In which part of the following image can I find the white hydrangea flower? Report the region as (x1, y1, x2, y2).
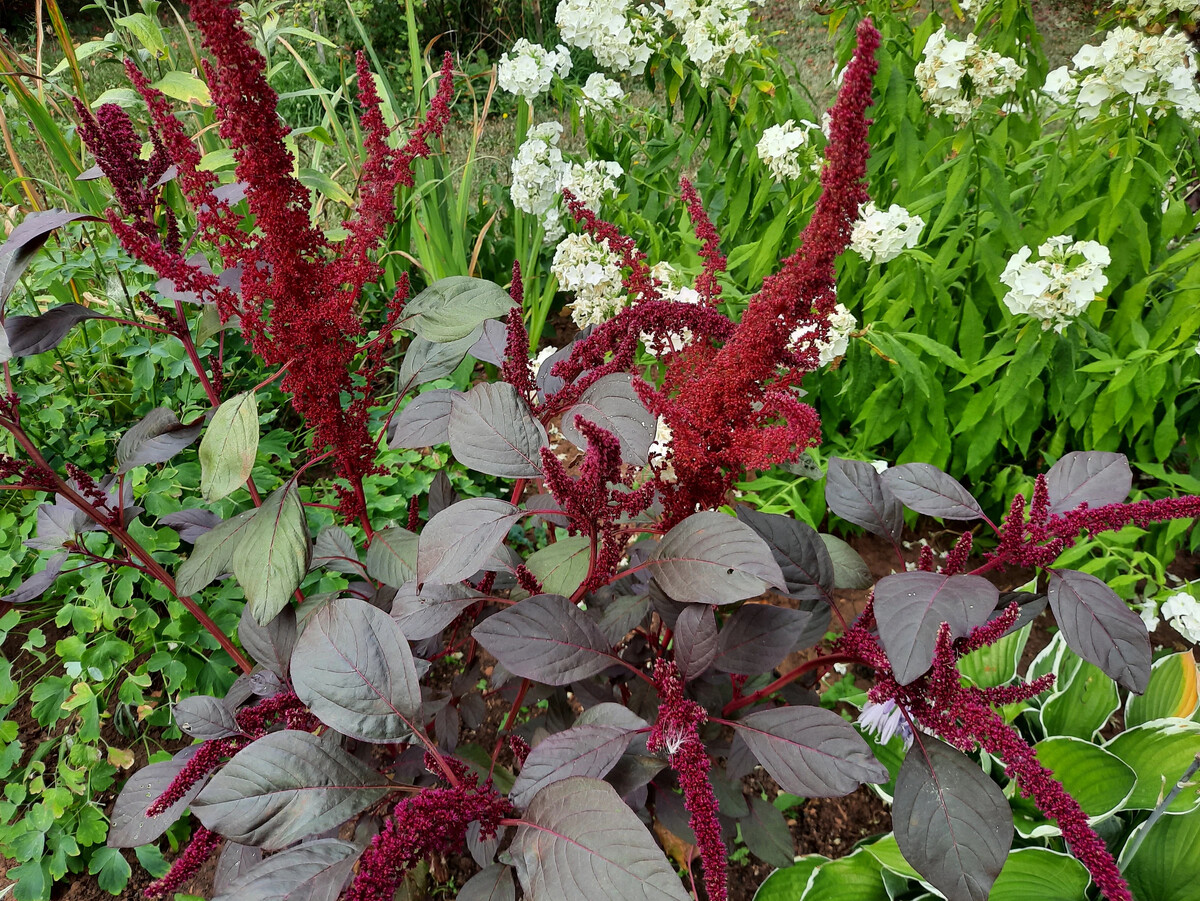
(1139, 598, 1161, 632)
(510, 123, 572, 241)
(581, 72, 625, 112)
(497, 39, 572, 103)
(850, 202, 925, 263)
(999, 235, 1111, 332)
(789, 302, 857, 366)
(915, 27, 1024, 122)
(755, 119, 821, 182)
(1042, 28, 1200, 123)
(561, 159, 624, 213)
(639, 262, 702, 355)
(1160, 591, 1200, 644)
(556, 0, 663, 75)
(531, 345, 558, 378)
(648, 417, 677, 482)
(552, 233, 628, 327)
(663, 0, 760, 85)
(1116, 0, 1200, 28)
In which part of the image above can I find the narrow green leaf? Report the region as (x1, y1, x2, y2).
(233, 484, 311, 624)
(199, 392, 259, 502)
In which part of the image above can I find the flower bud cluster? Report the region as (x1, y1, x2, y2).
(999, 235, 1110, 332)
(1042, 27, 1200, 123)
(849, 201, 925, 263)
(497, 39, 573, 103)
(755, 119, 822, 183)
(914, 27, 1024, 122)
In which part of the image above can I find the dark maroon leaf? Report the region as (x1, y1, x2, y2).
(398, 328, 482, 391)
(714, 603, 828, 676)
(472, 594, 615, 686)
(1045, 451, 1132, 515)
(709, 770, 748, 817)
(107, 746, 204, 847)
(290, 598, 423, 741)
(576, 703, 650, 731)
(116, 407, 203, 473)
(173, 695, 239, 740)
(510, 724, 635, 808)
(160, 508, 222, 543)
(560, 373, 655, 465)
(649, 511, 785, 605)
(25, 495, 100, 549)
(427, 471, 457, 517)
(209, 838, 360, 901)
(729, 707, 887, 796)
(894, 736, 1012, 901)
(653, 788, 696, 844)
(1, 209, 99, 309)
(76, 165, 104, 180)
(458, 864, 516, 901)
(238, 605, 297, 679)
(212, 843, 263, 897)
(1046, 569, 1150, 693)
(192, 731, 392, 850)
(416, 498, 521, 585)
(310, 525, 361, 575)
(598, 593, 651, 644)
(534, 341, 577, 400)
(991, 590, 1046, 635)
(674, 604, 719, 681)
(739, 794, 794, 868)
(448, 382, 548, 477)
(154, 252, 215, 305)
(825, 458, 903, 543)
(467, 820, 502, 867)
(734, 505, 833, 600)
(388, 389, 458, 449)
(512, 777, 691, 901)
(880, 464, 985, 520)
(5, 303, 103, 357)
(874, 573, 999, 685)
(391, 581, 482, 640)
(1, 552, 67, 604)
(363, 526, 418, 588)
(468, 318, 510, 365)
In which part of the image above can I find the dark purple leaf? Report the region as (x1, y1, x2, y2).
(894, 736, 1012, 901)
(1, 209, 99, 310)
(1, 552, 67, 604)
(1045, 451, 1132, 515)
(825, 458, 903, 543)
(560, 374, 655, 465)
(160, 508, 222, 544)
(427, 471, 457, 518)
(107, 746, 204, 847)
(649, 512, 785, 605)
(290, 598, 423, 742)
(1047, 569, 1150, 693)
(652, 788, 696, 844)
(154, 252, 215, 305)
(210, 838, 360, 901)
(709, 770, 748, 817)
(363, 526, 418, 588)
(402, 276, 516, 343)
(24, 498, 94, 550)
(991, 590, 1046, 635)
(526, 492, 570, 529)
(388, 389, 458, 449)
(714, 603, 828, 675)
(416, 498, 520, 585)
(310, 525, 361, 575)
(674, 604, 719, 681)
(173, 695, 239, 740)
(730, 707, 887, 796)
(212, 843, 263, 897)
(598, 593, 651, 644)
(739, 795, 794, 868)
(510, 724, 635, 808)
(535, 341, 577, 401)
(817, 533, 873, 589)
(391, 581, 482, 640)
(435, 703, 460, 752)
(874, 573, 999, 685)
(448, 382, 548, 477)
(76, 165, 104, 180)
(575, 703, 650, 731)
(469, 318, 510, 365)
(880, 464, 985, 520)
(467, 820, 502, 867)
(5, 303, 103, 357)
(735, 506, 833, 600)
(192, 731, 392, 850)
(116, 407, 203, 473)
(238, 605, 297, 679)
(398, 327, 482, 391)
(458, 864, 516, 901)
(214, 182, 247, 205)
(512, 777, 692, 901)
(472, 594, 615, 686)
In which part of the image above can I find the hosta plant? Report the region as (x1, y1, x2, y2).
(1, 4, 1199, 900)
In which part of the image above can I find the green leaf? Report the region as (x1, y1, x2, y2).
(752, 855, 827, 901)
(299, 168, 354, 206)
(233, 484, 311, 625)
(989, 848, 1089, 901)
(1104, 719, 1200, 813)
(1033, 737, 1135, 818)
(802, 851, 889, 901)
(199, 392, 259, 502)
(363, 526, 418, 588)
(1127, 651, 1199, 727)
(1121, 803, 1200, 901)
(959, 622, 1031, 689)
(403, 277, 516, 343)
(88, 847, 132, 894)
(524, 537, 591, 597)
(1039, 654, 1120, 741)
(150, 71, 211, 106)
(9, 859, 50, 901)
(174, 509, 255, 597)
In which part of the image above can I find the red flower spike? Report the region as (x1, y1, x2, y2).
(144, 825, 221, 900)
(680, 178, 726, 306)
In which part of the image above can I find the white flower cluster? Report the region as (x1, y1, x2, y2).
(580, 72, 625, 112)
(663, 0, 760, 85)
(648, 418, 677, 482)
(1042, 28, 1200, 123)
(511, 123, 570, 240)
(640, 261, 702, 355)
(1116, 0, 1200, 27)
(850, 202, 925, 263)
(562, 159, 624, 213)
(497, 39, 572, 103)
(556, 0, 663, 75)
(552, 233, 628, 327)
(999, 235, 1111, 332)
(1154, 591, 1200, 644)
(789, 302, 857, 366)
(914, 27, 1024, 122)
(755, 119, 821, 183)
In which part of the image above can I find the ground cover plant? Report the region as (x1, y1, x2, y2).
(1, 0, 1200, 899)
